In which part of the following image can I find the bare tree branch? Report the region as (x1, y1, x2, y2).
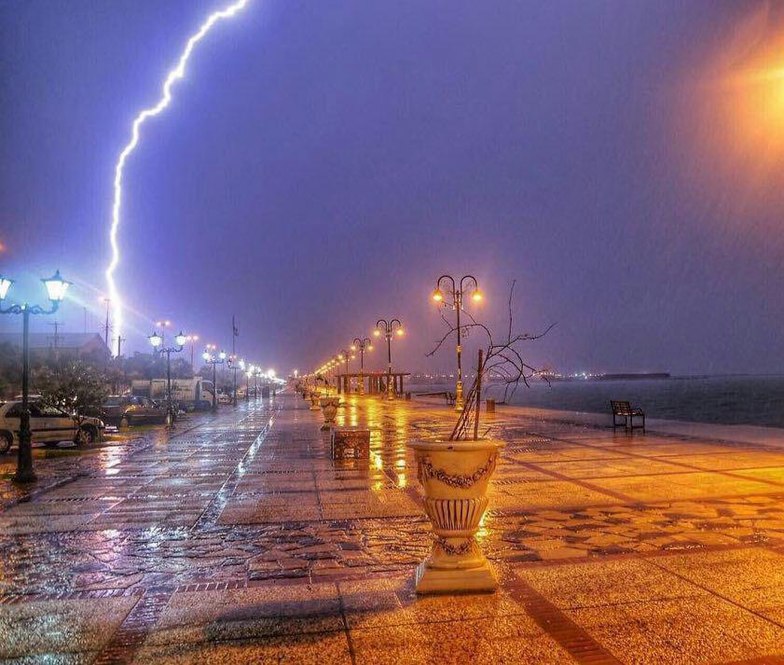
(425, 281, 555, 441)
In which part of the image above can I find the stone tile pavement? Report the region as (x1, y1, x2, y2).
(2, 393, 784, 663)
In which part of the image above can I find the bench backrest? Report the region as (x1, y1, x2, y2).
(610, 400, 633, 415)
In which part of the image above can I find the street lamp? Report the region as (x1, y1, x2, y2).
(0, 270, 71, 483)
(352, 337, 373, 395)
(149, 328, 187, 426)
(432, 274, 483, 411)
(154, 319, 172, 350)
(202, 346, 226, 411)
(186, 334, 199, 369)
(374, 318, 404, 400)
(227, 356, 244, 404)
(245, 364, 254, 401)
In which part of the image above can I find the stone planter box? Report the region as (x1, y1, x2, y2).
(331, 427, 370, 459)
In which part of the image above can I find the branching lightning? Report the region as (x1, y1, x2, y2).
(105, 0, 250, 355)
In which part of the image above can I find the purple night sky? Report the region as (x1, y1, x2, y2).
(2, 1, 784, 376)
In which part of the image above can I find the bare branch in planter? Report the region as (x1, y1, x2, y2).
(428, 280, 554, 441)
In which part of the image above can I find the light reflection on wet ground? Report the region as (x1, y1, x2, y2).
(2, 393, 784, 662)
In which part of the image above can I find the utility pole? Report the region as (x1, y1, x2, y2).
(48, 321, 62, 363)
(102, 298, 111, 350)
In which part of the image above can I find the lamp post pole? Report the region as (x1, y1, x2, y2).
(186, 334, 199, 370)
(202, 346, 226, 411)
(432, 274, 482, 411)
(338, 349, 353, 393)
(227, 357, 244, 405)
(0, 271, 71, 483)
(375, 318, 403, 400)
(149, 330, 187, 427)
(352, 337, 372, 395)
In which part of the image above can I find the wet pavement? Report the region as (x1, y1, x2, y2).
(2, 393, 784, 663)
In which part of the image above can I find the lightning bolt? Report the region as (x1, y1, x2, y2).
(106, 0, 250, 355)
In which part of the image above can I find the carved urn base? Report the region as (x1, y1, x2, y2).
(407, 438, 504, 594)
(319, 397, 340, 430)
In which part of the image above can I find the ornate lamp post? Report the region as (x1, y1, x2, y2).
(227, 356, 245, 403)
(202, 346, 226, 411)
(0, 270, 71, 483)
(337, 348, 355, 393)
(185, 334, 199, 370)
(351, 337, 373, 395)
(245, 364, 254, 401)
(374, 318, 404, 400)
(154, 320, 171, 349)
(432, 274, 483, 411)
(149, 329, 187, 426)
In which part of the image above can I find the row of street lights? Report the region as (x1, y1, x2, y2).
(201, 345, 275, 411)
(311, 319, 405, 399)
(308, 274, 482, 408)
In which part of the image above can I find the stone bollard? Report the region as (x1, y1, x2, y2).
(486, 399, 496, 413)
(331, 427, 370, 459)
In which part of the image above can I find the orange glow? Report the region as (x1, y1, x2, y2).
(432, 288, 444, 302)
(373, 329, 380, 337)
(396, 328, 404, 336)
(472, 288, 483, 302)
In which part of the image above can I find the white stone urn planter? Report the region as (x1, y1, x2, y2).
(319, 396, 340, 430)
(308, 391, 321, 411)
(408, 438, 504, 594)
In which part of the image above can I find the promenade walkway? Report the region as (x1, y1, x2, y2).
(2, 393, 784, 663)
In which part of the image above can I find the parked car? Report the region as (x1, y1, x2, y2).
(217, 392, 232, 405)
(0, 401, 105, 453)
(99, 395, 167, 427)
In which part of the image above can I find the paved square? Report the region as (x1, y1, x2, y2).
(2, 394, 784, 663)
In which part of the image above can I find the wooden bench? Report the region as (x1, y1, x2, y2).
(610, 400, 646, 432)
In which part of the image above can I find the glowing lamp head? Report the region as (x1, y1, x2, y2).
(0, 276, 13, 301)
(269, 369, 276, 378)
(202, 351, 211, 362)
(219, 350, 227, 361)
(174, 331, 187, 347)
(472, 288, 484, 302)
(350, 344, 356, 351)
(42, 270, 70, 302)
(432, 288, 444, 303)
(368, 344, 374, 351)
(239, 359, 246, 370)
(396, 327, 404, 337)
(149, 332, 163, 348)
(373, 329, 381, 338)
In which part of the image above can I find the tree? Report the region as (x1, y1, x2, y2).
(0, 341, 21, 398)
(34, 360, 108, 427)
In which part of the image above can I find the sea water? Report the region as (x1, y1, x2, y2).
(422, 376, 784, 428)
